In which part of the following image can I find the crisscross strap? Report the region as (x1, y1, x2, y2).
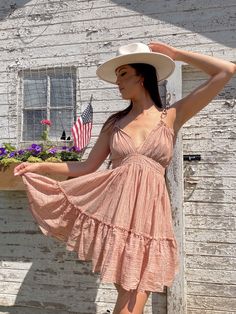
(160, 107, 168, 121)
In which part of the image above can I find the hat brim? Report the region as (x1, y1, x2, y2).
(96, 52, 175, 84)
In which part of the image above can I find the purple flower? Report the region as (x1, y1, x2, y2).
(48, 148, 57, 154)
(27, 144, 42, 155)
(30, 144, 42, 151)
(17, 149, 25, 155)
(0, 147, 7, 156)
(9, 151, 16, 157)
(69, 146, 81, 152)
(61, 146, 69, 151)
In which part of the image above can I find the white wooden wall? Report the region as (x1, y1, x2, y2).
(0, 0, 235, 313)
(182, 66, 236, 313)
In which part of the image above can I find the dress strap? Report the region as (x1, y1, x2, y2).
(114, 117, 124, 129)
(113, 118, 119, 129)
(160, 107, 168, 121)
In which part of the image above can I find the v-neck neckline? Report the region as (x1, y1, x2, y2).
(116, 119, 174, 152)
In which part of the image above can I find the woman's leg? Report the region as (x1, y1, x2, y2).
(113, 284, 151, 314)
(114, 283, 121, 293)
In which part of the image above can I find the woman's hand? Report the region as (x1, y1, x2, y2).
(148, 41, 179, 60)
(14, 162, 43, 176)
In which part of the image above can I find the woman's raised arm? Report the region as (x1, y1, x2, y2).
(149, 41, 236, 132)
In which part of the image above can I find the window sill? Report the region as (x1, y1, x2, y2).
(0, 163, 75, 191)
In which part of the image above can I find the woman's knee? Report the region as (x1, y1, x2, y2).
(113, 286, 150, 314)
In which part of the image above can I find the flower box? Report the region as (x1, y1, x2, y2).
(0, 140, 84, 190)
(0, 163, 77, 191)
(0, 118, 85, 190)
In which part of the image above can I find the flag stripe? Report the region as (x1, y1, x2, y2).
(71, 103, 93, 150)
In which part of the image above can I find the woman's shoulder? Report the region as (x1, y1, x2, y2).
(101, 115, 119, 136)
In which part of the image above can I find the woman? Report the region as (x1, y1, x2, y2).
(14, 41, 235, 314)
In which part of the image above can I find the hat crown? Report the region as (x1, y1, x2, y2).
(97, 42, 175, 84)
(117, 43, 151, 57)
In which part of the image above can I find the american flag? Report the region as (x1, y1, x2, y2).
(71, 97, 93, 150)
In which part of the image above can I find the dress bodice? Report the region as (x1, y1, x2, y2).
(109, 119, 175, 169)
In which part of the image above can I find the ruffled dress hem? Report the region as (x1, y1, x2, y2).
(23, 174, 179, 293)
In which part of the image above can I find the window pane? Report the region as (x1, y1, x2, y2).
(21, 68, 76, 142)
(49, 109, 74, 140)
(24, 77, 47, 108)
(50, 75, 75, 108)
(22, 110, 46, 141)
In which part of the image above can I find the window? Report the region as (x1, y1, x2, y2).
(20, 67, 76, 142)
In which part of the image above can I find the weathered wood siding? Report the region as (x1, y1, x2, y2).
(0, 190, 167, 313)
(182, 66, 236, 313)
(0, 0, 235, 313)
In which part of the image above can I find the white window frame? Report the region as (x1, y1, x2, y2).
(17, 66, 77, 146)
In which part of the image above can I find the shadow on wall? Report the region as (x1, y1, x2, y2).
(0, 0, 33, 21)
(0, 191, 102, 314)
(111, 0, 236, 48)
(0, 190, 166, 314)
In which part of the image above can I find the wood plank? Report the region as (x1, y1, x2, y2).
(185, 242, 235, 257)
(187, 282, 236, 298)
(183, 85, 235, 99)
(0, 259, 93, 273)
(0, 191, 29, 208)
(187, 295, 236, 311)
(184, 202, 235, 217)
(182, 112, 236, 125)
(183, 138, 236, 153)
(185, 229, 236, 243)
(0, 242, 91, 262)
(0, 267, 100, 286)
(184, 188, 236, 203)
(186, 255, 236, 271)
(184, 176, 236, 190)
(0, 293, 98, 313)
(187, 310, 235, 314)
(186, 268, 236, 285)
(0, 222, 39, 234)
(185, 216, 235, 230)
(0, 305, 73, 314)
(184, 162, 236, 177)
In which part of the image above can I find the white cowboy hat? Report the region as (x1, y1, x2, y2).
(96, 42, 175, 84)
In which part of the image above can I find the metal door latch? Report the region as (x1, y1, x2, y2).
(183, 154, 201, 161)
(184, 155, 201, 186)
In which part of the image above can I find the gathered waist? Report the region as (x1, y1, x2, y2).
(118, 153, 165, 176)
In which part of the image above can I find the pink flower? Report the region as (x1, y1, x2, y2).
(40, 119, 52, 126)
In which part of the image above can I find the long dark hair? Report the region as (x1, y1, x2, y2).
(101, 63, 163, 133)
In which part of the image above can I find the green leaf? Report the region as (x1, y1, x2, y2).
(3, 143, 16, 152)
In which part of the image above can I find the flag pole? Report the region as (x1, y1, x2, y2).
(89, 94, 93, 105)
